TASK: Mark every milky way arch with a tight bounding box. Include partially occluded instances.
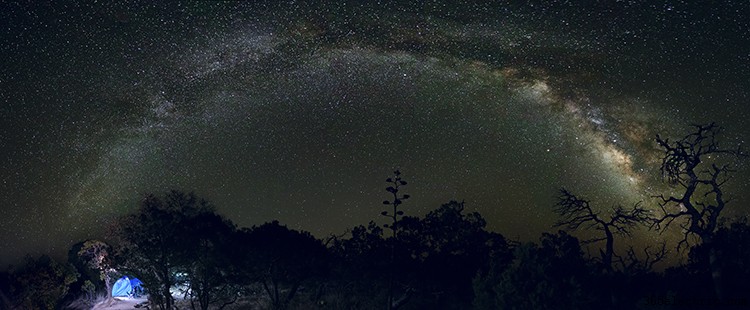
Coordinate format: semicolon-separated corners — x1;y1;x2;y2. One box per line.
6;2;749;265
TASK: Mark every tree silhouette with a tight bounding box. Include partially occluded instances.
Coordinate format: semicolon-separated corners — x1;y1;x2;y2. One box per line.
236;221;328;309
628;245;669;272
330;200;512;309
328;221;391;309
77;240;117;306
66;241;108;308
7;255;79;310
473;231;595;310
553;188;651;272
112;190;214;310
652;122;747;301
401;201;512;308
182;210;237;310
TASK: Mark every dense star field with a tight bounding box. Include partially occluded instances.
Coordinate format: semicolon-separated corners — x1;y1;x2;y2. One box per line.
1;1;749;266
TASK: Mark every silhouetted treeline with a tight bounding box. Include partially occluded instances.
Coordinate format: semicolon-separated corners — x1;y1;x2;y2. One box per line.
2;123;750;309
2;192;750;310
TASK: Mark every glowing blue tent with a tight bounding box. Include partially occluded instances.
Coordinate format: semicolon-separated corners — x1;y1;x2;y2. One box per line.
129;277;144;297
112;276;132;297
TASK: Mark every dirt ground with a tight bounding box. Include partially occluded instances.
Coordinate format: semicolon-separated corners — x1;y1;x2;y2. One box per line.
91;297;149;310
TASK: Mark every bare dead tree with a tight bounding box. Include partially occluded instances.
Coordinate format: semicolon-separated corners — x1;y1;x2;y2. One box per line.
652;122;747;301
613;242;668;274
554;188;651;272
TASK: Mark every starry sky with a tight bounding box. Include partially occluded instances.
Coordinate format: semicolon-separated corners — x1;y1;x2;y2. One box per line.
1;1;749;266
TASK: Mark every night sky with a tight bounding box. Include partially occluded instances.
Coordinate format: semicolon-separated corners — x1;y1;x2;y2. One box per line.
1;1;749;266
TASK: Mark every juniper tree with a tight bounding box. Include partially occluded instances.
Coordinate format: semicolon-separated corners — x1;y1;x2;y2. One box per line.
652;122;747;301
554;189;652;272
78;240;117;306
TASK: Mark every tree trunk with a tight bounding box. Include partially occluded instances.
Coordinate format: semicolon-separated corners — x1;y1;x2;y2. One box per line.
705;237;725;302
603;229;614;272
164;286;173;310
105;274;115;305
390;288;413;310
285;282;300;306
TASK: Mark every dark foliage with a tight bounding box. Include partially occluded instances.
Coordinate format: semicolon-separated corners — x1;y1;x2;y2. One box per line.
65;241;107;306
182;210;238;310
328;221;391;308
111;190;236;310
235;221;329;309
3;255;79;310
473;231;598;310
328;200;512;309
76;240;120;307
686;219;750;300
399;201;512;308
